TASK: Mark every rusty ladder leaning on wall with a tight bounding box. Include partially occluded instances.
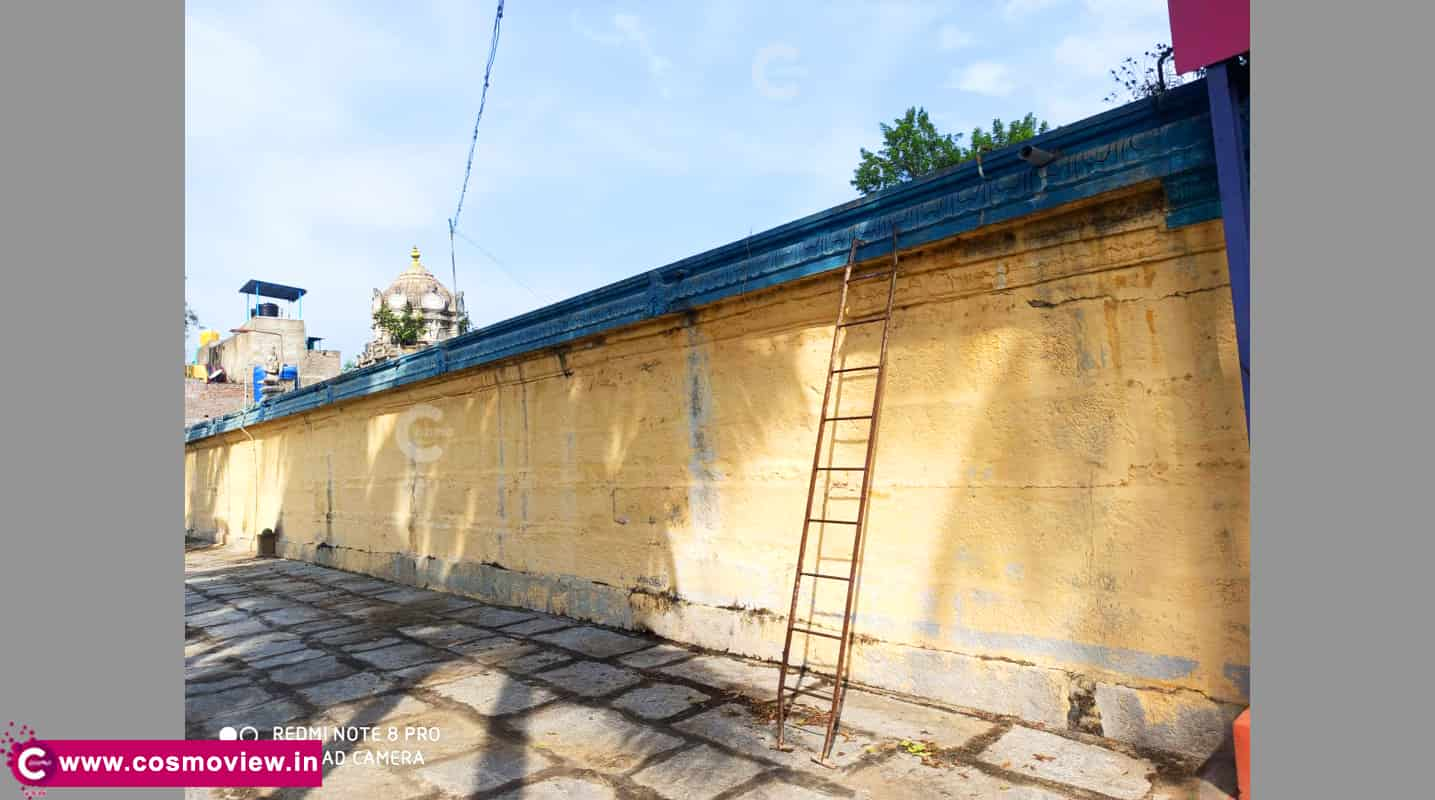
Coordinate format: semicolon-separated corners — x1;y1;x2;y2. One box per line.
775;228;901;764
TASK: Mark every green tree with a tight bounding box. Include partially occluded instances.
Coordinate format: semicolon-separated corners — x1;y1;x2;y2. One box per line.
184;274;200;336
852;107;1051;195
967;114;1050;153
373;302;425;346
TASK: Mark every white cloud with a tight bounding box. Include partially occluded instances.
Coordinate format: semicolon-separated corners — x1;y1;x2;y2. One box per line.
938;24;974;51
950;62;1016;96
751;43;805;100
572;10;673;82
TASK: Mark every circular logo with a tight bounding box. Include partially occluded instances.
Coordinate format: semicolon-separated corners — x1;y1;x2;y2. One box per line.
752;43;803;100
14;742;56;785
395;404;448;464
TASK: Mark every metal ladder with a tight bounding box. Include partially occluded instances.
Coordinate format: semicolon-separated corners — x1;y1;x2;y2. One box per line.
775;228;901;763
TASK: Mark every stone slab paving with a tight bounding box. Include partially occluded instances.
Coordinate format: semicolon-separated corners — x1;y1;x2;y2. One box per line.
738;781;845;799
219;633;307;662
250;646;329;669
535;625;654;658
185;547;1208;800
204;618;272;639
351;710;496;762
396;620;490;646
297;672;397;706
658;653;780;698
675;704;874;773
612;683;712;720
451;605;538;628
500;614;575;636
631;743;768;799
414;745;553;796
619;643;697;669
515;704;684;773
492;776;618;799
537;660;643;698
370;586;443;604
319;694;434;727
501;648;574;674
185;685;274;721
836;689;997;749
185;675;252;696
451;635;539;664
849;753;1074;800
390;658;495;689
337;634;404;652
350;642;449;670
220;698;307;738
430;670;558;716
269;762;432;800
267;654;356;686
978;726;1155;800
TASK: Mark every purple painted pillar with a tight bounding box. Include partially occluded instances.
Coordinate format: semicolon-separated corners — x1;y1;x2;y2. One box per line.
1206;59;1250;438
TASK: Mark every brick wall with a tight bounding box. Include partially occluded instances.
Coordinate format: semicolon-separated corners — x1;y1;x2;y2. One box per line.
183;380;249;427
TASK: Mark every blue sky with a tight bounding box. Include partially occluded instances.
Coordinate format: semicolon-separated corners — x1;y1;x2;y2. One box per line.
185;0;1175;363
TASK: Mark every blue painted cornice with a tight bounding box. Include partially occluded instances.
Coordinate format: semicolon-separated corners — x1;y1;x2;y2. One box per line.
186;80;1231;444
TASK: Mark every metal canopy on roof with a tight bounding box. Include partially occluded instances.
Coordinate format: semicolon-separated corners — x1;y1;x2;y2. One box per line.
238;280;307;302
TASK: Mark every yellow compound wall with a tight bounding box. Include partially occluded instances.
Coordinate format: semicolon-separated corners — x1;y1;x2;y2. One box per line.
186;182;1249;757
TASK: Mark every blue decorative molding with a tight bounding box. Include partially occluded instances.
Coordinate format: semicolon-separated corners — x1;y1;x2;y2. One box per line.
186;81;1223;444
1163;165;1222;228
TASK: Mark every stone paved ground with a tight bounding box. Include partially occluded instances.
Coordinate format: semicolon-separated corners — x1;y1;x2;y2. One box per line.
184;546;1232;800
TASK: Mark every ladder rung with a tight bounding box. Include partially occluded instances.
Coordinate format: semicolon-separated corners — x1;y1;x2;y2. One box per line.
848;269;893;282
815;466;865;471
831;365;880;374
790;626;843;640
779;665;831;682
837;315;888;328
785;686;834;702
823;414;873;422
807;519;857;526
799;571;851;580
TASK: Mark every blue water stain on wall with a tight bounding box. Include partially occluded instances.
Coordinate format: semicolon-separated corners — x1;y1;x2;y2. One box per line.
1223;662;1251;699
683;317;722;538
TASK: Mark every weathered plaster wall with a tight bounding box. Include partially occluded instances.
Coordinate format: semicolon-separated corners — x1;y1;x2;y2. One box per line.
203;318;308;380
185;184;1248;758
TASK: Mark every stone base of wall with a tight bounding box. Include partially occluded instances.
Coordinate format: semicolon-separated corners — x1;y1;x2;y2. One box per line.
237;533;1237;761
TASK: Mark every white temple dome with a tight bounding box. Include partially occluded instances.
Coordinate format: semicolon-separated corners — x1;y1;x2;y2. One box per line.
358;246;466;369
380;246;454;312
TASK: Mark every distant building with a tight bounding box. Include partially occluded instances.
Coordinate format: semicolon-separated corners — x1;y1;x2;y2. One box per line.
357;247;465;368
187;280;342;424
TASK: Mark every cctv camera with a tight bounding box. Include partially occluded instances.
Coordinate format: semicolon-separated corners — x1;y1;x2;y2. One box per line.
1018;145;1058;167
